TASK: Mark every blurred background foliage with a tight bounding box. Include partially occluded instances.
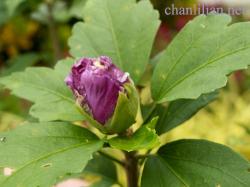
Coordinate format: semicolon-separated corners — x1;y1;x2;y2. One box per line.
0;0;250;162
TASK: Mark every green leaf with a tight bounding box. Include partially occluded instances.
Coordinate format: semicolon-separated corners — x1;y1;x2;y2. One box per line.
108;119;160;151
83;154;118;187
56;153;118;187
141;139;250;187
0;58;83;122
150;50;164;67
153;92;218;134
146;116;158;129
141;103;156;123
5;0;25;16
0;122;103;187
69;0;160;83
54;57;75;79
69;0;88;18
152;14;250;103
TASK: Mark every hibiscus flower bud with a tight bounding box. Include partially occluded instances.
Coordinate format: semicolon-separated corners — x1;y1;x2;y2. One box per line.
65;56;139;134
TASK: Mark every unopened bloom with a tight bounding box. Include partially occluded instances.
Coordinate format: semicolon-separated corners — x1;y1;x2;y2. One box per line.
65;56;138;133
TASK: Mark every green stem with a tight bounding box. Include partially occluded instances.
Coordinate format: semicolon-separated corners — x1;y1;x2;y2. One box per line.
135;154;153;159
125;151;139;187
98;151;125;166
136;154;154;166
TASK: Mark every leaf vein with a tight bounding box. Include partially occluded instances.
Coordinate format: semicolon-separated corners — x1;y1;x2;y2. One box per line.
0;141;95;185
161;45;250;100
103;0;123;68
164;156;248;186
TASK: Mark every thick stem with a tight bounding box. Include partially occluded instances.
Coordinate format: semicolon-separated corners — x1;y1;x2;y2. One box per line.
125;151;139;187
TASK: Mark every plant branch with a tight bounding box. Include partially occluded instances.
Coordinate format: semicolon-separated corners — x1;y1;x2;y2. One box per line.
125;151;139;187
135;154;153;160
98;150;125;167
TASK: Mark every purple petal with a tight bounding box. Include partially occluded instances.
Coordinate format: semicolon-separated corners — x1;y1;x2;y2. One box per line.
81;71;120;124
65;56;129;124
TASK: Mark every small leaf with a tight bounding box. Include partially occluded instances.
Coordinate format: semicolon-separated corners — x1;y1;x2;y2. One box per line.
141;139;250;187
154;92;218;134
152;14;250;103
69;0;160;83
0;122;103;187
146;117;159;129
108;119;160;151
0;58;83;122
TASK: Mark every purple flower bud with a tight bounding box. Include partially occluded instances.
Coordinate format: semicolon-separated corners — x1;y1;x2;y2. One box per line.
65;56;129;125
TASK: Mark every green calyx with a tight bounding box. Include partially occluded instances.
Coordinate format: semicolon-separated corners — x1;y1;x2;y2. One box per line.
77;82;139;135
104;83;139;134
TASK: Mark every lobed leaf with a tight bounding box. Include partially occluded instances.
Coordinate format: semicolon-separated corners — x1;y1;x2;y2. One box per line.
152;14;250;103
0;58;83;122
0;122;103;187
108;118;160;151
69;0;160;83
